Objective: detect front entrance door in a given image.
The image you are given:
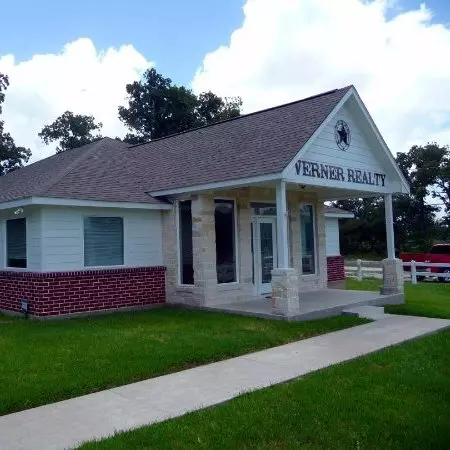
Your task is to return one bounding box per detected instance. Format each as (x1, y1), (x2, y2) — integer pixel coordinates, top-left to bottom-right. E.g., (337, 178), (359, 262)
(253, 217), (277, 294)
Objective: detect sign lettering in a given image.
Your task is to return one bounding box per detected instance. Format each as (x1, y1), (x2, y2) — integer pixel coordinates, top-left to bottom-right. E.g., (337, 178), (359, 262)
(294, 160), (386, 187)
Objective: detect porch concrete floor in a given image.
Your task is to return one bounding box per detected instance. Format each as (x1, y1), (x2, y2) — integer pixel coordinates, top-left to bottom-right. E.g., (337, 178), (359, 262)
(205, 289), (404, 321)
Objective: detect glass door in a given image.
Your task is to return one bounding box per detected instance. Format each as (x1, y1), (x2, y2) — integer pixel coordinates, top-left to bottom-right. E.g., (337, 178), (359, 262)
(253, 217), (277, 294)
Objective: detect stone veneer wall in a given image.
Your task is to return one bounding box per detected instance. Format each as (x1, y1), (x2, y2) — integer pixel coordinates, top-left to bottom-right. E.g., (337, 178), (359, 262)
(327, 255), (345, 282)
(0, 267), (166, 317)
(162, 187), (328, 307)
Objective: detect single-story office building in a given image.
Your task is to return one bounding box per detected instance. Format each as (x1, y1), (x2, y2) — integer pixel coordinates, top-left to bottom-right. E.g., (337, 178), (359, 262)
(0, 85), (409, 318)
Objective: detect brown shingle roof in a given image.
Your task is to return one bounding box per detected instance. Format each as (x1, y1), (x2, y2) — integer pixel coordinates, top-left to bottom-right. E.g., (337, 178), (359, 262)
(138, 86), (351, 193)
(0, 86), (351, 205)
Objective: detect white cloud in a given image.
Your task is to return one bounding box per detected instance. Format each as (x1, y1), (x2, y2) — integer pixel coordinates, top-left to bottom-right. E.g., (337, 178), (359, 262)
(193, 0), (450, 155)
(0, 38), (152, 162)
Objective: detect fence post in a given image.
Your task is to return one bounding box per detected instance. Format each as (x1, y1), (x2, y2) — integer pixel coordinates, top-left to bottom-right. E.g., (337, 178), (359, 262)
(411, 260), (417, 285)
(357, 259), (363, 282)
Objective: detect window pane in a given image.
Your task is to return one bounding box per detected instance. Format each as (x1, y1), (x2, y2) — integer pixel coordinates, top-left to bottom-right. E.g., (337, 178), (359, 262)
(260, 222), (274, 283)
(300, 205), (315, 274)
(215, 200), (236, 283)
(179, 201), (194, 285)
(84, 217), (124, 267)
(7, 218), (27, 268)
(250, 202), (277, 216)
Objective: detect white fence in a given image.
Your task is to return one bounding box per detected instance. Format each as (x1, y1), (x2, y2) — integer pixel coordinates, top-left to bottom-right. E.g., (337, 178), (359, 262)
(345, 259), (450, 284)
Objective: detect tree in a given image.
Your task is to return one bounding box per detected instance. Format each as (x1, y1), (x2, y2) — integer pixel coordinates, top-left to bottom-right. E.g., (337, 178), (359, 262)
(335, 143), (449, 257)
(118, 68), (242, 142)
(196, 91), (242, 126)
(0, 73), (31, 175)
(396, 143), (447, 249)
(432, 148), (450, 214)
(333, 197), (389, 256)
(39, 111), (103, 153)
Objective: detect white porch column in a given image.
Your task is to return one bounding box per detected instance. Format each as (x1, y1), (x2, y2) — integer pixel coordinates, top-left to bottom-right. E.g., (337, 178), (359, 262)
(276, 180), (289, 268)
(384, 193), (395, 259)
(272, 180), (299, 317)
(381, 193), (404, 296)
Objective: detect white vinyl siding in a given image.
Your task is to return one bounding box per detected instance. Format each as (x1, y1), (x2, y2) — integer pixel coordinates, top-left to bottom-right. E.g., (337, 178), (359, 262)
(285, 103), (393, 193)
(325, 218), (340, 256)
(26, 209), (43, 271)
(41, 206), (163, 271)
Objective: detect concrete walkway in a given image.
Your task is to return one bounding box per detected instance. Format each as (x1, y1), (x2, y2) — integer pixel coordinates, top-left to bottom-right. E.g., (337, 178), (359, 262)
(1, 313), (449, 450)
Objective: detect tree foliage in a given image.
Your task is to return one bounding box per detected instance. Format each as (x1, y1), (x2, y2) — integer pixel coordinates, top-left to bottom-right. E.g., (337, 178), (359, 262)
(118, 68), (242, 143)
(39, 111), (103, 153)
(0, 73), (31, 176)
(335, 143), (450, 256)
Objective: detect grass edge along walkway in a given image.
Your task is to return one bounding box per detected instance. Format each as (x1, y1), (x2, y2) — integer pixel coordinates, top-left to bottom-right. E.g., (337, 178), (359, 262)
(345, 278), (450, 319)
(0, 308), (366, 416)
(79, 327), (450, 450)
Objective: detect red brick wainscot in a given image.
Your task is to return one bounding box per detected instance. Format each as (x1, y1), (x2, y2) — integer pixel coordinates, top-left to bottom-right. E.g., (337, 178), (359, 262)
(327, 256), (345, 282)
(0, 267), (166, 317)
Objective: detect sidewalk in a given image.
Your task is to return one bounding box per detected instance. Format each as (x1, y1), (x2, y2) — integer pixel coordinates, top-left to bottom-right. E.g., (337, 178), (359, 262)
(1, 312), (449, 450)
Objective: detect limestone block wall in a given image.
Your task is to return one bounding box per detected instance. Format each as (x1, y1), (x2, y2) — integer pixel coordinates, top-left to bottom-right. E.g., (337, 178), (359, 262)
(162, 186), (329, 306)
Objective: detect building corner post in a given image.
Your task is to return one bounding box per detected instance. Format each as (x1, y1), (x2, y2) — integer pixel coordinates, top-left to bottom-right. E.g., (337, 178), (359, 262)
(381, 193), (404, 296)
(272, 180), (299, 316)
(276, 180), (289, 268)
(384, 193), (395, 259)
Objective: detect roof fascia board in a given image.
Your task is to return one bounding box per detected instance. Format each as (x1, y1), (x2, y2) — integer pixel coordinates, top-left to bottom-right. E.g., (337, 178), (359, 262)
(0, 197), (172, 211)
(149, 173), (282, 197)
(350, 89), (410, 193)
(281, 88), (353, 178)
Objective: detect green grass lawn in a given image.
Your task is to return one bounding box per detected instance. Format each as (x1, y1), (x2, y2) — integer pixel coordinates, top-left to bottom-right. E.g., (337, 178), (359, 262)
(0, 308), (364, 416)
(80, 327), (450, 450)
(346, 278), (450, 319)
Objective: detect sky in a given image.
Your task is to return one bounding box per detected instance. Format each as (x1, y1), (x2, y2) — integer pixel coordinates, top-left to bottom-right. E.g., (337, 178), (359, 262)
(1, 0), (450, 163)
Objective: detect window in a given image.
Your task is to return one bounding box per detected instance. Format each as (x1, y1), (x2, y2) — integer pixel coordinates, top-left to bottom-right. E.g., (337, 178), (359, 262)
(178, 201), (194, 285)
(6, 218), (27, 268)
(250, 202), (277, 216)
(300, 205), (316, 275)
(215, 199), (237, 283)
(84, 217), (124, 267)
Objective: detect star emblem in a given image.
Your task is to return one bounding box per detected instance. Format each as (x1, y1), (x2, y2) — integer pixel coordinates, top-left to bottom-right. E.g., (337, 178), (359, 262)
(335, 120), (351, 150)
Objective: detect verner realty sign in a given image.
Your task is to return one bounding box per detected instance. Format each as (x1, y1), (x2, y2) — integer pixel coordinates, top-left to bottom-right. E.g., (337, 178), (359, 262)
(295, 159), (387, 187)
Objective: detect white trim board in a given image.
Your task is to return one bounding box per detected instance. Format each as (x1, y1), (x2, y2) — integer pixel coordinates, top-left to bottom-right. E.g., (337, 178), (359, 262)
(0, 197), (173, 212)
(149, 173), (281, 197)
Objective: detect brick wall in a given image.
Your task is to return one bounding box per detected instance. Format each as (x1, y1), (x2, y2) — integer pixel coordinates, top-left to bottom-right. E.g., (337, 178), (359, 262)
(327, 256), (345, 282)
(0, 267), (166, 317)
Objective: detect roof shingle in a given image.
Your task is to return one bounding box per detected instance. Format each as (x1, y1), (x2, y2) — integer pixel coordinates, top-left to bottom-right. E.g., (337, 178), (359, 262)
(0, 86), (351, 205)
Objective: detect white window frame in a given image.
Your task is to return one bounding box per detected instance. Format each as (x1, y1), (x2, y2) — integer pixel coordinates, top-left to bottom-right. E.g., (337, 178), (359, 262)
(214, 197), (239, 285)
(299, 203), (318, 276)
(5, 217), (28, 270)
(82, 215), (126, 269)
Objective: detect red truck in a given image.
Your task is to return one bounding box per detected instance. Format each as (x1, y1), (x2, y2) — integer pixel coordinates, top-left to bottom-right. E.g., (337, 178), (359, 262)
(400, 244), (450, 282)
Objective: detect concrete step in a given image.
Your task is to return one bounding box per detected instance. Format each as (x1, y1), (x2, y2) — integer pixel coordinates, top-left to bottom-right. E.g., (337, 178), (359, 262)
(342, 305), (388, 320)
